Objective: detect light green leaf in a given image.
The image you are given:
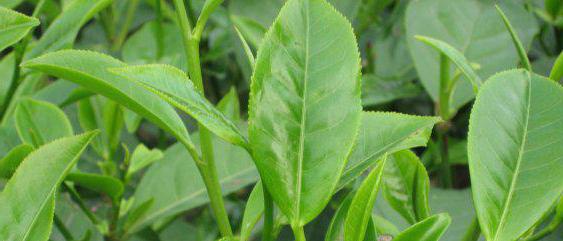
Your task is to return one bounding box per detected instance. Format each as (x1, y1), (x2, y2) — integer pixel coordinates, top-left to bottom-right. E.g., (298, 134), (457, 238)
(0, 143), (33, 178)
(125, 144), (163, 182)
(0, 0), (24, 9)
(429, 188), (476, 241)
(25, 0), (111, 60)
(102, 100), (124, 153)
(0, 7), (39, 52)
(0, 53), (15, 108)
(240, 182), (264, 241)
(468, 69), (563, 241)
(495, 5), (531, 72)
(326, 191), (378, 241)
(230, 15), (266, 49)
(339, 112), (440, 188)
(217, 87), (241, 122)
(15, 98), (73, 147)
(414, 35), (482, 90)
(393, 213), (451, 241)
(0, 131), (98, 241)
(406, 0), (538, 111)
(382, 150), (430, 224)
(77, 97), (105, 156)
(549, 51), (563, 82)
(110, 64), (248, 148)
(127, 132), (258, 233)
(248, 0), (362, 225)
(21, 50), (197, 157)
(344, 159), (386, 241)
(66, 172), (124, 203)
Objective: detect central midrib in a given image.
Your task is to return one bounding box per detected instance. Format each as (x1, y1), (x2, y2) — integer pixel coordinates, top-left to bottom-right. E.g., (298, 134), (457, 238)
(295, 0), (311, 224)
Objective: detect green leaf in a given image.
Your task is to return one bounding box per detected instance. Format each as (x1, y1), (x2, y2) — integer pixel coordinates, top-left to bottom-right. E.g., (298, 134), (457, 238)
(24, 0), (111, 60)
(110, 64), (248, 148)
(326, 191), (378, 241)
(127, 132), (258, 233)
(361, 74), (422, 107)
(382, 150), (430, 224)
(66, 172), (124, 203)
(240, 182), (264, 241)
(0, 7), (39, 52)
(14, 98), (73, 147)
(77, 97), (105, 156)
(549, 51), (563, 82)
(217, 87), (241, 123)
(339, 112), (440, 188)
(248, 0), (362, 225)
(0, 0), (24, 9)
(468, 69), (563, 241)
(230, 15), (266, 49)
(414, 35), (482, 91)
(0, 143), (33, 178)
(21, 50), (197, 157)
(429, 188), (476, 241)
(102, 100), (124, 153)
(125, 144), (164, 182)
(406, 0), (538, 111)
(393, 213), (451, 241)
(344, 159), (386, 241)
(495, 5), (531, 72)
(0, 131), (98, 241)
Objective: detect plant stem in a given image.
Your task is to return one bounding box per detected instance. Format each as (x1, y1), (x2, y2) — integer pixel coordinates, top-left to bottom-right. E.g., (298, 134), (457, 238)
(54, 214), (75, 241)
(437, 126), (453, 188)
(461, 217), (481, 241)
(438, 54), (450, 121)
(262, 184), (274, 241)
(437, 53), (453, 188)
(172, 0), (233, 237)
(524, 217), (561, 241)
(63, 183), (100, 226)
(291, 225), (306, 241)
(112, 0), (140, 51)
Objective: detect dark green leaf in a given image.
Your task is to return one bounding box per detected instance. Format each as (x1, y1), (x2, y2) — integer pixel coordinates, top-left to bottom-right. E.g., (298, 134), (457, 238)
(66, 172), (124, 203)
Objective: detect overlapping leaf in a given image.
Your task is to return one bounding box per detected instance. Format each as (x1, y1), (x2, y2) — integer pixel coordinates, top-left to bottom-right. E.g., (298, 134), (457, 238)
(14, 98), (73, 147)
(393, 213), (451, 241)
(0, 7), (38, 52)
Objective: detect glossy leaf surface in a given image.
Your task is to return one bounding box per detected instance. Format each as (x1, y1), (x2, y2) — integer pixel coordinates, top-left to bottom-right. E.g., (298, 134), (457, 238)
(111, 64), (247, 148)
(0, 131), (97, 240)
(21, 50), (195, 154)
(340, 112), (440, 187)
(344, 159), (386, 241)
(393, 213), (451, 241)
(406, 0), (538, 110)
(382, 150), (430, 224)
(14, 98), (73, 147)
(248, 0), (362, 225)
(468, 69), (563, 241)
(0, 7), (38, 52)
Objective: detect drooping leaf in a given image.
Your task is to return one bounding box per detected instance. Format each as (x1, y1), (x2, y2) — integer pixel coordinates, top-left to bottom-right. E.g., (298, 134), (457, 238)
(248, 0), (362, 225)
(125, 144), (163, 182)
(66, 172), (124, 203)
(240, 182), (264, 241)
(468, 69), (563, 241)
(0, 7), (39, 52)
(406, 0), (538, 111)
(344, 159), (386, 241)
(14, 98), (73, 147)
(339, 112), (440, 188)
(21, 50), (197, 157)
(24, 0), (111, 59)
(393, 213), (451, 241)
(382, 150), (430, 224)
(127, 132), (258, 233)
(110, 64), (248, 148)
(0, 131), (98, 241)
(0, 143), (33, 178)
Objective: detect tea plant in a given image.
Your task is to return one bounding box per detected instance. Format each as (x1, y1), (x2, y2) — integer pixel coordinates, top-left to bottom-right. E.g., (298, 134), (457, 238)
(0, 0), (561, 241)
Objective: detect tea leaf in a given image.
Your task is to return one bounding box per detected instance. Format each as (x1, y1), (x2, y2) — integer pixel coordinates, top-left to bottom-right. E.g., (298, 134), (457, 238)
(248, 0), (362, 225)
(66, 172), (124, 203)
(339, 112), (440, 188)
(110, 64), (248, 148)
(344, 159), (386, 241)
(0, 131), (98, 241)
(495, 5), (531, 72)
(393, 213), (451, 241)
(382, 150), (430, 224)
(0, 7), (39, 52)
(240, 182), (264, 241)
(230, 15), (266, 49)
(406, 0), (538, 111)
(15, 98), (73, 147)
(21, 50), (197, 157)
(217, 87), (241, 122)
(362, 75), (422, 107)
(549, 51), (563, 82)
(325, 191), (377, 241)
(125, 144), (163, 182)
(24, 0), (111, 59)
(468, 69), (563, 241)
(0, 143), (33, 178)
(429, 188), (476, 241)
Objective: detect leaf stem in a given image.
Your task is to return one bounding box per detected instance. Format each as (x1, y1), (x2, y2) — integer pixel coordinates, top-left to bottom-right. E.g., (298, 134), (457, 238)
(461, 216), (481, 241)
(291, 225), (306, 241)
(437, 53), (453, 188)
(436, 127), (453, 188)
(173, 0), (233, 237)
(63, 182), (100, 226)
(262, 184), (274, 241)
(54, 214), (75, 241)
